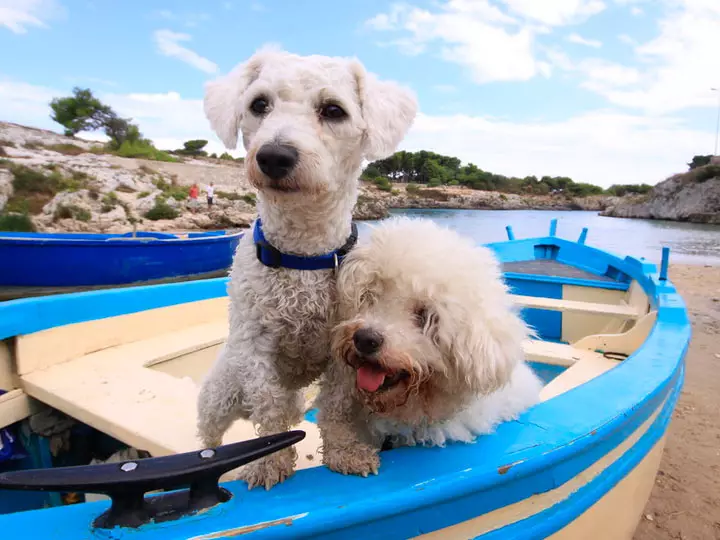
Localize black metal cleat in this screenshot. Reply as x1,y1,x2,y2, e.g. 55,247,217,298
0,430,305,529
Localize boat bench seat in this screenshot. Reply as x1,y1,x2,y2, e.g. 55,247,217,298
522,339,605,367
19,322,323,474
18,320,619,470
511,294,641,319
0,389,42,429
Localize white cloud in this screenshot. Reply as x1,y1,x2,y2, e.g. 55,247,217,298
500,0,606,26
567,32,602,48
579,0,720,113
403,110,710,187
151,10,211,28
630,6,643,15
366,1,549,84
546,50,642,91
0,79,57,124
578,59,641,92
0,0,64,34
617,33,636,46
153,29,218,74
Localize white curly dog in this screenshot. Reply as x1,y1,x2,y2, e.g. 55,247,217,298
317,217,542,476
196,47,417,489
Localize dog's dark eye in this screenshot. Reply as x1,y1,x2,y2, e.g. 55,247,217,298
250,97,269,115
413,305,429,328
319,103,347,120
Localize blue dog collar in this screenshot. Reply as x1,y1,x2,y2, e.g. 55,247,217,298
253,218,358,270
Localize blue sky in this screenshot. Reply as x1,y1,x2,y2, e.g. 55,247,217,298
1,0,719,187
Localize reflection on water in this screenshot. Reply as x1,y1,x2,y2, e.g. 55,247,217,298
359,209,720,266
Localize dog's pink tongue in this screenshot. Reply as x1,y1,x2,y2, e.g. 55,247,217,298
357,364,387,392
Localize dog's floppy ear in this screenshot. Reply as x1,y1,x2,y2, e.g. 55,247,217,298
204,56,264,150
351,61,418,161
437,302,529,395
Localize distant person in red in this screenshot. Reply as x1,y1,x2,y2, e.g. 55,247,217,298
189,183,199,213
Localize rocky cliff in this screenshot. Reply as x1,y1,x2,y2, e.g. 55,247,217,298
601,164,720,224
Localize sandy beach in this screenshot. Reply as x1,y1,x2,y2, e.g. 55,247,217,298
634,264,720,540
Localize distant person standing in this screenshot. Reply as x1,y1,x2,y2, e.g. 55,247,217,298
188,183,199,213
206,182,215,209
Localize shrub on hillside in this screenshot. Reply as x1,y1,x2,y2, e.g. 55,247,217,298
606,184,653,196
45,143,86,156
688,155,712,170
372,176,392,192
11,165,59,194
690,164,720,183
114,140,179,162
144,199,179,220
54,204,91,222
406,183,421,195
0,213,36,232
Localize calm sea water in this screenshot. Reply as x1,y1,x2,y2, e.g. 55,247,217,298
358,209,720,266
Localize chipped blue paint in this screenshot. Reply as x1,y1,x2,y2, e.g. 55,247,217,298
0,222,690,539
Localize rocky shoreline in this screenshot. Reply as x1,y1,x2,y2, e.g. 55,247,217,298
0,121,665,232
354,183,622,220
600,162,720,225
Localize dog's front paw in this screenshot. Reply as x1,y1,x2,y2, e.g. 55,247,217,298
323,443,380,477
236,447,297,490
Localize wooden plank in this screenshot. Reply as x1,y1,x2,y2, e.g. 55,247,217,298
572,311,658,356
19,322,322,472
16,297,229,376
0,389,42,428
523,340,602,367
540,356,620,401
512,294,640,319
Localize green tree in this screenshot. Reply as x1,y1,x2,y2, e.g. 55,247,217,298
50,87,110,136
688,155,712,170
177,139,209,156
49,87,143,149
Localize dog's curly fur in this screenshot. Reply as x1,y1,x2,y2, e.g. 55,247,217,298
195,47,417,489
317,217,543,477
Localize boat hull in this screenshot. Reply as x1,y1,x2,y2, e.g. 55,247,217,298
0,224,690,539
0,230,243,291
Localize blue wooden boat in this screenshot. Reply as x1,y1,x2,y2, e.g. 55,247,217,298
0,230,243,299
0,219,689,539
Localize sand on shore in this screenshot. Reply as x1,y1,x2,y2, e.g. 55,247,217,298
634,264,720,540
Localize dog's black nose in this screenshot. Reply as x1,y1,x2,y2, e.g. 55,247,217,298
353,328,384,355
256,143,298,180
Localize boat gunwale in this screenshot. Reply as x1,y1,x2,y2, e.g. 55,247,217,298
0,230,245,247
0,233,691,538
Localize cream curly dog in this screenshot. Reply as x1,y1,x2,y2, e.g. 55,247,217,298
196,47,417,489
317,217,542,476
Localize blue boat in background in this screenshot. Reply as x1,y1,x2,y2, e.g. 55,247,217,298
0,230,243,300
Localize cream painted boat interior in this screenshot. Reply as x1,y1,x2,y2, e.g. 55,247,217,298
0,280,653,477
